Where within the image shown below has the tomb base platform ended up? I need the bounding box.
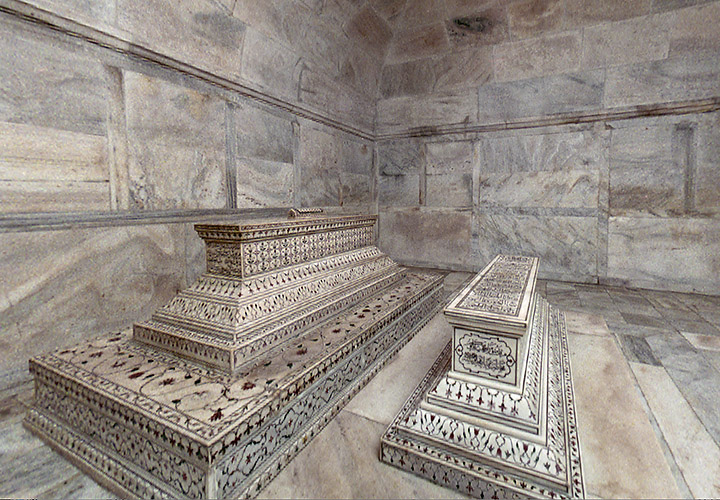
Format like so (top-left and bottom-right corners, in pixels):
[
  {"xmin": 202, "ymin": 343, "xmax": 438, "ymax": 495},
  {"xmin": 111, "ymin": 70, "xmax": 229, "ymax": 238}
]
[
  {"xmin": 25, "ymin": 271, "xmax": 443, "ymax": 499},
  {"xmin": 380, "ymin": 296, "xmax": 584, "ymax": 499}
]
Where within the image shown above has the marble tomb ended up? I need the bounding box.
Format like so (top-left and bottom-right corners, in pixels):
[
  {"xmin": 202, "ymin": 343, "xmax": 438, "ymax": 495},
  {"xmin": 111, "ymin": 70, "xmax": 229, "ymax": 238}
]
[
  {"xmin": 23, "ymin": 213, "xmax": 444, "ymax": 499},
  {"xmin": 381, "ymin": 255, "xmax": 585, "ymax": 499}
]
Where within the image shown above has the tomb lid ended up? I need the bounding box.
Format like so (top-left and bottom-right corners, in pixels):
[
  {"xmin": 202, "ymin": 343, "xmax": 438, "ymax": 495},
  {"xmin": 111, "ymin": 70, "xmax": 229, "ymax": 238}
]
[
  {"xmin": 444, "ymin": 254, "xmax": 539, "ymax": 336},
  {"xmin": 194, "ymin": 214, "xmax": 376, "ymax": 243}
]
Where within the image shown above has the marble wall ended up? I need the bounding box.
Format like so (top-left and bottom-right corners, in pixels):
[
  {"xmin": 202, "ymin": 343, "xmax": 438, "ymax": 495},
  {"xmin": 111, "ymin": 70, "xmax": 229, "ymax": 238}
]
[
  {"xmin": 376, "ymin": 0, "xmax": 720, "ymax": 295},
  {"xmin": 0, "ymin": 1, "xmax": 375, "ymax": 388}
]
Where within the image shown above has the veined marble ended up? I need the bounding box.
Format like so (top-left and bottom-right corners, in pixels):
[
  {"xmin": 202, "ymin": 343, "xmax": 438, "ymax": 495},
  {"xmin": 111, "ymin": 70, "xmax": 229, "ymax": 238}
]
[{"xmin": 24, "ymin": 213, "xmax": 444, "ymax": 499}]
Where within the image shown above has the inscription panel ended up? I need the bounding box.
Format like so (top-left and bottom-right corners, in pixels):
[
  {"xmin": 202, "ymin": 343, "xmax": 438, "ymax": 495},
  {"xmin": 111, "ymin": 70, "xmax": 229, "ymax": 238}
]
[{"xmin": 452, "ymin": 328, "xmax": 518, "ymax": 384}]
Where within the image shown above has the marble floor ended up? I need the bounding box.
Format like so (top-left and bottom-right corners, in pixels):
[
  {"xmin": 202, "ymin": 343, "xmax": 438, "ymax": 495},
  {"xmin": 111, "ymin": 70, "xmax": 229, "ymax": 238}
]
[{"xmin": 2, "ymin": 272, "xmax": 720, "ymax": 499}]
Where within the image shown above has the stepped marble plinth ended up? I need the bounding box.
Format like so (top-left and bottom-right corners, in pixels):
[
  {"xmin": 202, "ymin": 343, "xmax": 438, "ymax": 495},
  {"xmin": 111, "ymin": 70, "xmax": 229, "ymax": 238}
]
[
  {"xmin": 381, "ymin": 255, "xmax": 584, "ymax": 499},
  {"xmin": 24, "ymin": 213, "xmax": 444, "ymax": 499}
]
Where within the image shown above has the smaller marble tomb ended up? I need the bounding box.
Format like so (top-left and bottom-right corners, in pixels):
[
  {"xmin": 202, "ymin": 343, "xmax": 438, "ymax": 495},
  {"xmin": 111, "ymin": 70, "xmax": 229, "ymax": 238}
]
[{"xmin": 381, "ymin": 255, "xmax": 585, "ymax": 499}]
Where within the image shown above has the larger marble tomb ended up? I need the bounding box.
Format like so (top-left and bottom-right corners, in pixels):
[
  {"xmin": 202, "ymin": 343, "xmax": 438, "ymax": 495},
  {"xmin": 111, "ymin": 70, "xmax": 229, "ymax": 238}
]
[
  {"xmin": 23, "ymin": 213, "xmax": 444, "ymax": 499},
  {"xmin": 381, "ymin": 255, "xmax": 585, "ymax": 499}
]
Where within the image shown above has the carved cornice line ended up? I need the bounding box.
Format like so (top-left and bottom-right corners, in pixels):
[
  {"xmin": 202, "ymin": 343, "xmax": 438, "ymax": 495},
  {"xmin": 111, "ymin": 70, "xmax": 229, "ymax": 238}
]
[
  {"xmin": 376, "ymin": 96, "xmax": 720, "ymax": 140},
  {"xmin": 0, "ymin": 208, "xmax": 289, "ymax": 233},
  {"xmin": 0, "ymin": 0, "xmax": 375, "ymax": 140}
]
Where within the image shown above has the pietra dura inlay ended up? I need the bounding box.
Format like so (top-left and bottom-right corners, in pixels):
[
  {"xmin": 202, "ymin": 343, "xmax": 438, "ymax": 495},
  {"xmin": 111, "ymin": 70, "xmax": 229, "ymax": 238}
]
[
  {"xmin": 24, "ymin": 213, "xmax": 444, "ymax": 499},
  {"xmin": 381, "ymin": 255, "xmax": 584, "ymax": 499}
]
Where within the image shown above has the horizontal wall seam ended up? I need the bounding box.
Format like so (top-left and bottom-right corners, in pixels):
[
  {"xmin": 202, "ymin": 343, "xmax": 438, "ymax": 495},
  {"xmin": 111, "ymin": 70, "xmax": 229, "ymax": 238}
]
[
  {"xmin": 0, "ymin": 0, "xmax": 374, "ymax": 141},
  {"xmin": 0, "ymin": 207, "xmax": 290, "ymax": 233},
  {"xmin": 376, "ymin": 97, "xmax": 720, "ymax": 140}
]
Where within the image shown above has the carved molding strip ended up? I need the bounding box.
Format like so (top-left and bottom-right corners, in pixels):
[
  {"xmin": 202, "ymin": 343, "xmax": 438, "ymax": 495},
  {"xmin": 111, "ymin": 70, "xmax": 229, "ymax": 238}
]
[
  {"xmin": 0, "ymin": 0, "xmax": 374, "ymax": 140},
  {"xmin": 0, "ymin": 207, "xmax": 289, "ymax": 233},
  {"xmin": 377, "ymin": 96, "xmax": 720, "ymax": 140}
]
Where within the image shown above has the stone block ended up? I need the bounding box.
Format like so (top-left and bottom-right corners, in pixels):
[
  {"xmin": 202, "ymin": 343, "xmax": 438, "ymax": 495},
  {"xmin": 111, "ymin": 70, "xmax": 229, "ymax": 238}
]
[
  {"xmin": 474, "ymin": 214, "xmax": 598, "ymax": 281},
  {"xmin": 666, "ymin": 1, "xmax": 720, "ymax": 56},
  {"xmin": 478, "ymin": 170, "xmax": 599, "ymax": 208},
  {"xmin": 0, "ymin": 19, "xmax": 108, "ymax": 136},
  {"xmin": 232, "ymin": 0, "xmax": 284, "ymax": 42},
  {"xmin": 424, "ymin": 140, "xmax": 474, "ymax": 206},
  {"xmin": 297, "ymin": 124, "xmax": 372, "ymax": 207},
  {"xmin": 340, "ymin": 45, "xmax": 383, "ymax": 99},
  {"xmin": 124, "ymin": 72, "xmax": 226, "ymax": 210},
  {"xmin": 344, "ymin": 5, "xmax": 392, "ymax": 57},
  {"xmin": 385, "ymin": 23, "xmax": 449, "ymax": 65},
  {"xmin": 235, "ymin": 158, "xmax": 293, "ymax": 208},
  {"xmin": 0, "ymin": 181, "xmax": 110, "ymax": 213},
  {"xmin": 118, "ymin": 0, "xmax": 245, "ymax": 81},
  {"xmin": 695, "ymin": 112, "xmax": 720, "ymax": 209},
  {"xmin": 391, "ymin": 0, "xmax": 446, "ymax": 31},
  {"xmin": 426, "ymin": 173, "xmax": 472, "ymax": 207},
  {"xmin": 25, "ymin": 0, "xmax": 116, "ymax": 26},
  {"xmin": 0, "ymin": 224, "xmax": 187, "ymax": 378},
  {"xmin": 445, "ymin": 2, "xmax": 509, "ymax": 48},
  {"xmin": 377, "ymin": 90, "xmax": 478, "ymax": 135},
  {"xmin": 232, "ymin": 102, "xmax": 293, "ymax": 164},
  {"xmin": 240, "ymin": 27, "xmax": 301, "ymax": 101},
  {"xmin": 299, "ymin": 68, "xmax": 375, "ymax": 133},
  {"xmin": 604, "ymin": 53, "xmax": 720, "ymax": 108},
  {"xmin": 478, "ymin": 127, "xmax": 609, "ymax": 173},
  {"xmin": 377, "ymin": 139, "xmax": 423, "ymax": 176},
  {"xmin": 379, "ymin": 208, "xmax": 472, "ymax": 268},
  {"xmin": 507, "ymin": 0, "xmax": 565, "ymax": 40},
  {"xmin": 581, "ymin": 15, "xmax": 669, "ymax": 69},
  {"xmin": 433, "ymin": 46, "xmax": 493, "ymax": 92},
  {"xmin": 477, "ymin": 70, "xmax": 605, "ymax": 123},
  {"xmin": 565, "ymin": 0, "xmax": 652, "ymax": 26},
  {"xmin": 493, "ymin": 31, "xmax": 582, "ymax": 82},
  {"xmin": 378, "ymin": 174, "xmax": 420, "ymax": 207},
  {"xmin": 608, "ymin": 216, "xmax": 720, "ymax": 294},
  {"xmin": 652, "ymin": 0, "xmax": 713, "ymax": 13},
  {"xmin": 368, "ymin": 0, "xmax": 406, "ymax": 23},
  {"xmin": 379, "ymin": 58, "xmax": 435, "ymax": 98},
  {"xmin": 609, "ymin": 125, "xmax": 684, "ymax": 212}
]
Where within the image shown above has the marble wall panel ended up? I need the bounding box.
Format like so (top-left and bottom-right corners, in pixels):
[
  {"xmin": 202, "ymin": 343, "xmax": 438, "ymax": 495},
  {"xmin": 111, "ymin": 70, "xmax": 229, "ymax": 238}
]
[
  {"xmin": 432, "ymin": 47, "xmax": 493, "ymax": 93},
  {"xmin": 385, "ymin": 23, "xmax": 449, "ymax": 65},
  {"xmin": 390, "ymin": 0, "xmax": 446, "ymax": 32},
  {"xmin": 604, "ymin": 53, "xmax": 720, "ymax": 108},
  {"xmin": 478, "ymin": 170, "xmax": 599, "ymax": 208},
  {"xmin": 297, "ymin": 124, "xmax": 372, "ymax": 208},
  {"xmin": 665, "ymin": 1, "xmax": 720, "ymax": 57},
  {"xmin": 0, "ymin": 18, "xmax": 108, "ymax": 136},
  {"xmin": 299, "ymin": 68, "xmax": 374, "ymax": 133},
  {"xmin": 236, "ymin": 158, "xmax": 294, "ymax": 208},
  {"xmin": 377, "ymin": 139, "xmax": 422, "ymax": 207},
  {"xmin": 0, "ymin": 121, "xmax": 110, "ymax": 213},
  {"xmin": 376, "ymin": 90, "xmax": 478, "ymax": 135},
  {"xmin": 118, "ymin": 0, "xmax": 245, "ymax": 81},
  {"xmin": 0, "ymin": 224, "xmax": 188, "ymax": 380},
  {"xmin": 478, "ymin": 127, "xmax": 609, "ymax": 173},
  {"xmin": 240, "ymin": 27, "xmax": 301, "ymax": 101},
  {"xmin": 581, "ymin": 15, "xmax": 669, "ymax": 70},
  {"xmin": 506, "ymin": 0, "xmax": 564, "ymax": 40},
  {"xmin": 652, "ymin": 0, "xmax": 713, "ymax": 13},
  {"xmin": 695, "ymin": 112, "xmax": 720, "ymax": 210},
  {"xmin": 609, "ymin": 125, "xmax": 684, "ymax": 212},
  {"xmin": 124, "ymin": 71, "xmax": 226, "ymax": 210},
  {"xmin": 425, "ymin": 173, "xmax": 472, "ymax": 207},
  {"xmin": 23, "ymin": 0, "xmax": 116, "ymax": 25},
  {"xmin": 474, "ymin": 214, "xmax": 599, "ymax": 281},
  {"xmin": 608, "ymin": 217, "xmax": 720, "ymax": 294},
  {"xmin": 232, "ymin": 102, "xmax": 293, "ymax": 165},
  {"xmin": 378, "ymin": 208, "xmax": 472, "ymax": 268},
  {"xmin": 232, "ymin": 0, "xmax": 285, "ymax": 41},
  {"xmin": 343, "ymin": 5, "xmax": 392, "ymax": 58},
  {"xmin": 379, "ymin": 59, "xmax": 435, "ymax": 98},
  {"xmin": 565, "ymin": 0, "xmax": 652, "ymax": 26},
  {"xmin": 477, "ymin": 70, "xmax": 605, "ymax": 124},
  {"xmin": 493, "ymin": 31, "xmax": 582, "ymax": 82}
]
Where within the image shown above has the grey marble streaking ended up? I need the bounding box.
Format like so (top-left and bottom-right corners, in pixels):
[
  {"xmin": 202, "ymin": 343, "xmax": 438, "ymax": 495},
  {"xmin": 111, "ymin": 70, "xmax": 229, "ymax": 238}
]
[
  {"xmin": 235, "ymin": 158, "xmax": 293, "ymax": 208},
  {"xmin": 493, "ymin": 31, "xmax": 582, "ymax": 82},
  {"xmin": 474, "ymin": 213, "xmax": 598, "ymax": 282},
  {"xmin": 376, "ymin": 90, "xmax": 478, "ymax": 136},
  {"xmin": 124, "ymin": 71, "xmax": 226, "ymax": 210},
  {"xmin": 0, "ymin": 15, "xmax": 108, "ymax": 137},
  {"xmin": 476, "ymin": 70, "xmax": 605, "ymax": 124},
  {"xmin": 232, "ymin": 100, "xmax": 293, "ymax": 165},
  {"xmin": 379, "ymin": 208, "xmax": 473, "ymax": 269},
  {"xmin": 607, "ymin": 216, "xmax": 720, "ymax": 294},
  {"xmin": 478, "ymin": 170, "xmax": 599, "ymax": 209}
]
